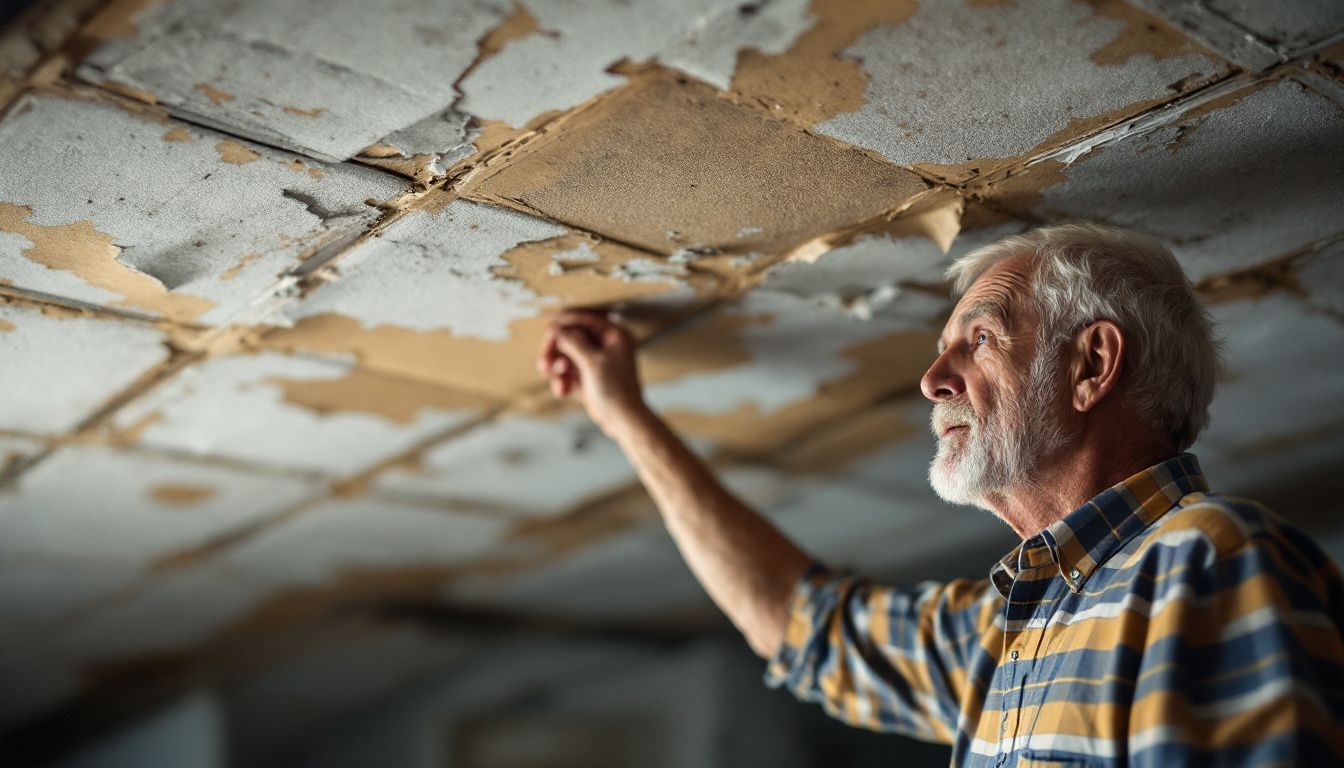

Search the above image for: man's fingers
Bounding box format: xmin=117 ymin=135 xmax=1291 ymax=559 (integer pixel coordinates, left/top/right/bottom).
xmin=537 ymin=325 xmax=561 ymax=376
xmin=551 ymin=309 xmax=613 ymax=336
xmin=554 ymin=326 xmax=598 ymax=361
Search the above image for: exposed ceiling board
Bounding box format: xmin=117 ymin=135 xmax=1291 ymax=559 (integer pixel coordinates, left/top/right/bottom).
xmin=988 ymin=77 xmax=1344 ymax=282
xmin=220 ymin=496 xmax=512 ymax=589
xmin=0 ymin=444 xmax=318 ymax=563
xmin=373 ymin=410 xmax=638 ymax=518
xmin=106 ymin=351 xmax=489 ymax=475
xmin=469 ymin=72 xmax=929 ymax=258
xmin=267 ymin=199 xmax=703 ymax=398
xmin=286 ymin=201 xmax=569 ymax=341
xmin=811 ymin=0 xmax=1228 ymax=170
xmin=75 ymin=0 xmax=513 ymax=161
xmin=457 ymin=0 xmax=814 ymax=127
xmin=0 ymin=91 xmax=405 ymax=326
xmin=0 ymin=302 xmax=169 ymax=434
xmin=639 ymin=289 xmax=939 ymax=452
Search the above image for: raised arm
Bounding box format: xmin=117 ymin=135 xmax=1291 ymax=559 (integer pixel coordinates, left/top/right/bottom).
xmin=537 ymin=310 xmax=810 ymax=658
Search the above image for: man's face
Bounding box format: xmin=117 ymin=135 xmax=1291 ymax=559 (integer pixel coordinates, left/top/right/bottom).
xmin=921 ymin=256 xmax=1072 ymax=508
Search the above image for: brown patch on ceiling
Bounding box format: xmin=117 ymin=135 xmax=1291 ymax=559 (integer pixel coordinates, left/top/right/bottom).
xmin=214 ymin=140 xmax=261 ymax=164
xmin=161 ymin=126 xmax=192 ymax=142
xmin=149 ymin=483 xmax=218 ymax=506
xmin=282 ymin=105 xmax=326 ymax=117
xmin=218 ymin=252 xmax=263 ymax=282
xmin=638 ymin=312 xmax=767 ymax=386
xmin=965 ymin=158 xmax=1072 ymax=220
xmin=69 ymin=0 xmax=167 ymax=59
xmin=660 ymin=328 xmax=937 ymax=454
xmin=1086 ymin=0 xmax=1211 ymax=66
xmin=260 ymin=313 xmax=544 ymax=400
xmin=475 ymin=2 xmax=541 ymax=60
xmin=1196 ymin=251 xmax=1308 ymax=305
xmin=492 ymin=233 xmax=707 ymax=306
xmin=193 ymin=82 xmax=234 ymax=105
xmin=268 ymin=366 xmax=490 ymax=424
xmin=730 ymin=0 xmax=918 ymax=128
xmin=0 ymin=319 xmax=15 ymax=332
xmin=0 ymin=202 xmax=215 ymax=322
xmin=96 ymin=78 xmax=157 ymax=105
xmin=466 ymin=70 xmax=927 ymax=257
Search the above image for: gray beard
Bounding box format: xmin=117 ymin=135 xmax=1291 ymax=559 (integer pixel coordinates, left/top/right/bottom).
xmin=927 ymin=346 xmax=1075 ymax=510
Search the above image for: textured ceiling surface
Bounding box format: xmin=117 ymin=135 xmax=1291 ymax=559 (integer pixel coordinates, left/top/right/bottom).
xmin=1 ymin=0 xmax=1342 ymax=759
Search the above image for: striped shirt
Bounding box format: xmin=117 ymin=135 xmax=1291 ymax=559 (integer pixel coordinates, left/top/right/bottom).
xmin=765 ymin=454 xmax=1344 ymax=766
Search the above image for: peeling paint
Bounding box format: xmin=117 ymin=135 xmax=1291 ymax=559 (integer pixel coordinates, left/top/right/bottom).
xmin=815 ymin=0 xmax=1225 ymax=167
xmin=108 ymin=352 xmax=487 ymax=475
xmin=458 ymin=0 xmax=814 ymax=128
xmin=469 ymin=71 xmax=927 ymax=258
xmin=267 ymin=200 xmax=699 ymax=398
xmin=0 ymin=301 xmax=169 ymax=434
xmin=149 ymin=483 xmax=218 ymax=506
xmin=77 ymin=0 xmax=515 ymax=161
xmin=1022 ymin=78 xmax=1344 ymax=280
xmin=0 ymin=202 xmax=214 ymax=323
xmin=641 ymin=290 xmax=939 ymax=452
xmin=0 ymin=91 xmax=405 ymax=325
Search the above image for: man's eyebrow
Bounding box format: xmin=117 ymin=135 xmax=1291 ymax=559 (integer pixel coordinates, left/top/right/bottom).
xmin=937 ymin=301 xmax=1009 ymax=354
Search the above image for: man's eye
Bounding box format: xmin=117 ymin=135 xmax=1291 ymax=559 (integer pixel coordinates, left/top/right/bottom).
xmin=975 ymin=331 xmax=988 ymax=346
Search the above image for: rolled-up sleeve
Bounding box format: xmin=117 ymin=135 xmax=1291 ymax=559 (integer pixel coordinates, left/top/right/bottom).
xmin=764 ymin=561 xmax=996 ymax=743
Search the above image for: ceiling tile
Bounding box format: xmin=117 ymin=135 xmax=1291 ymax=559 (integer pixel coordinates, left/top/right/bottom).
xmin=221 ymin=496 xmax=511 ymax=588
xmin=0 ymin=444 xmax=317 ymax=563
xmin=266 ymin=199 xmax=704 ymax=399
xmin=75 ymin=0 xmax=513 ymax=161
xmin=374 ymin=409 xmax=637 ymax=518
xmin=810 ymin=0 xmax=1229 ymax=170
xmin=0 ymin=301 xmax=168 ymax=434
xmin=107 ymin=351 xmax=488 ymax=475
xmin=987 ymin=77 xmax=1344 ymax=281
xmin=0 ymin=90 xmax=406 ymax=325
xmin=469 ymin=72 xmax=928 ymax=258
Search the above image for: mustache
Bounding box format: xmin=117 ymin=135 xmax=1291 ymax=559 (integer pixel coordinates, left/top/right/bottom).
xmin=931 ymin=399 xmax=977 ymax=437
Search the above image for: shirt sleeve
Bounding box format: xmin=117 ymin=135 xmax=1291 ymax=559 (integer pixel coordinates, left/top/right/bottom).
xmin=763 ymin=561 xmax=996 ymax=743
xmin=1127 ymin=527 xmax=1344 ymax=766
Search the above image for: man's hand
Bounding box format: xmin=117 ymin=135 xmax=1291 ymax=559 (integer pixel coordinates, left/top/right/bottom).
xmin=537 ymin=310 xmax=648 ymax=437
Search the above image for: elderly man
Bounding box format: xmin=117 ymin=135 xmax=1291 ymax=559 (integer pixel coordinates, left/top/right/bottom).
xmin=537 ymin=223 xmax=1344 ymax=766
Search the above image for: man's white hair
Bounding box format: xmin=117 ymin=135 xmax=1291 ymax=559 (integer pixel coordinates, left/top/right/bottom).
xmin=946 ymin=222 xmax=1221 ymax=451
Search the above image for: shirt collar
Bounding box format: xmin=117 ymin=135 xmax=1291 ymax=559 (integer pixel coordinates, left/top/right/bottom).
xmin=989 ymin=453 xmax=1209 ymax=597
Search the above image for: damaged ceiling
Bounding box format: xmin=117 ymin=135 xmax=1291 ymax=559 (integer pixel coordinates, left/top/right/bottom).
xmin=1 ymin=0 xmax=1342 ymax=762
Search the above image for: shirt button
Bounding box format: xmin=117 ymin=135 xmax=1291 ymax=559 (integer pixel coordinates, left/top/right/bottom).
xmin=1070 ymin=568 xmax=1081 ymax=579
xmin=1010 ymin=650 xmax=1019 ymax=661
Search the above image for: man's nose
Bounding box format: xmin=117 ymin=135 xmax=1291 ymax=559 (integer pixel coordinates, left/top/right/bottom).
xmin=920 ymin=351 xmax=965 ymax=403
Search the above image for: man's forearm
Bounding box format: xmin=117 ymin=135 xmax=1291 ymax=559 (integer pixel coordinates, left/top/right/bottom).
xmin=610 ymin=405 xmax=811 ymax=658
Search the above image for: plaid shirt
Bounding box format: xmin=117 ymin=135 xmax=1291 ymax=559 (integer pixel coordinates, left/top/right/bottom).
xmin=766 ymin=454 xmax=1344 ymax=766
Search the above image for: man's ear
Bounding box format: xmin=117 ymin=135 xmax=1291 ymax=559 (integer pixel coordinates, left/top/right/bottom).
xmin=1069 ymin=320 xmax=1125 ymax=413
